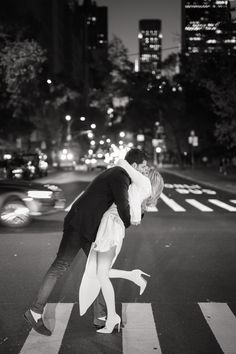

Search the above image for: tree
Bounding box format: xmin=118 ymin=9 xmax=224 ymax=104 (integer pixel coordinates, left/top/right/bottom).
xmin=206 ymin=75 xmax=236 ymax=149
xmin=0 ymin=24 xmax=80 ymax=152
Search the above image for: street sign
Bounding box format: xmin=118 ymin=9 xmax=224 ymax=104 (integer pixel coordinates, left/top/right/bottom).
xmin=152 ymin=138 xmax=159 ymax=147
xmin=192 ymin=136 xmax=198 ymax=147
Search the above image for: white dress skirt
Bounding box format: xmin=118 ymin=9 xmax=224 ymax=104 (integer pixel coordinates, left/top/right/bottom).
xmin=79 ymin=161 xmax=152 ymax=316
xmin=79 ymin=204 xmax=125 ymax=316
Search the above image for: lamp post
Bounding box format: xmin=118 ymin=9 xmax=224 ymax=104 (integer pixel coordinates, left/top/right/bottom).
xmin=188 ymin=130 xmax=198 ymax=168
xmin=65 ymin=115 xmax=72 ymax=142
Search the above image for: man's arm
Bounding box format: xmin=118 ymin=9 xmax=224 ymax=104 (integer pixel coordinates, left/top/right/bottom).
xmin=109 ymin=168 xmax=131 ymax=228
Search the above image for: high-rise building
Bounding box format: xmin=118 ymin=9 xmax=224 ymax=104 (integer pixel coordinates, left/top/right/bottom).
xmin=79 ymin=0 xmax=108 ymax=90
xmin=182 ymin=0 xmax=236 ymax=57
xmin=138 ymin=19 xmax=162 ymax=76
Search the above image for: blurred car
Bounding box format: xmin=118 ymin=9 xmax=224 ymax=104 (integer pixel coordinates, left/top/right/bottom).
xmin=0 ymin=180 xmax=65 ymax=228
xmin=21 ymin=153 xmax=49 ymax=177
xmin=85 ymin=153 xmax=108 ymax=171
xmin=2 ymin=152 xmax=48 ymax=180
xmin=58 ymin=149 xmax=76 ymax=170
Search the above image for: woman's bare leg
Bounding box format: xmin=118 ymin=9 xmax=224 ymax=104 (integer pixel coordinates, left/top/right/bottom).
xmin=109 ymin=269 xmax=134 ymax=282
xmin=109 ymin=268 xmax=150 ymax=295
xmin=97 ymin=247 xmax=117 ymax=320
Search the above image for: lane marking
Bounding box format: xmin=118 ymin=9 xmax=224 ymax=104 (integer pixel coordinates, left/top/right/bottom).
xmin=122 ymin=303 xmax=162 ymax=354
xmin=199 ymin=302 xmax=236 ymax=354
xmin=230 ymin=200 xmax=236 ymax=205
xmin=20 ymin=303 xmax=73 ymax=354
xmin=176 ymin=188 xmax=190 ymax=194
xmin=185 ymin=199 xmax=213 ymax=212
xmin=208 ymin=199 xmax=236 ymax=212
xmin=65 ymin=191 xmax=84 ymax=211
xmin=160 ymin=193 xmax=186 ymax=212
xmin=146 ymin=205 xmax=158 ymax=212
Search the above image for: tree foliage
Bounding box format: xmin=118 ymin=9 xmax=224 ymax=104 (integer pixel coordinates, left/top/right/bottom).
xmin=206 ymin=75 xmax=236 ymax=148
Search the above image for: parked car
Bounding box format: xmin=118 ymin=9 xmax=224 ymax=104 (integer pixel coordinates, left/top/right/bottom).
xmin=0 ymin=180 xmax=65 ymax=228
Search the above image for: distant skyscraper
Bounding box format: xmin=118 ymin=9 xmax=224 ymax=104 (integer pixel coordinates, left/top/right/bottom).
xmin=182 ymin=0 xmax=236 ymax=57
xmin=138 ymin=19 xmax=162 ymax=76
xmin=79 ymin=0 xmax=108 ymax=91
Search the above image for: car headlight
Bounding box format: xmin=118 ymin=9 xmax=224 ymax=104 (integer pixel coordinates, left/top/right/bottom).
xmin=12 ymin=168 xmax=23 ymax=173
xmin=27 ymin=190 xmax=53 ymax=199
xmin=67 ymin=153 xmax=74 ymax=160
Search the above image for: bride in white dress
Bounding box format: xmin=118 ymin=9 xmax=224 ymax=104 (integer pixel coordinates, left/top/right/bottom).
xmin=79 ymin=159 xmax=164 ymax=334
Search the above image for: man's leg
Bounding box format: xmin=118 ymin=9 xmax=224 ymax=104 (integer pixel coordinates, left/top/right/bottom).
xmin=82 ymin=240 xmax=106 ymax=326
xmin=30 ymin=257 xmax=73 ymax=314
xmin=25 ymin=230 xmax=80 ymax=335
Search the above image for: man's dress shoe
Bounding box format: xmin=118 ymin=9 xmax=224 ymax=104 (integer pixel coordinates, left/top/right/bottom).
xmin=24 ymin=309 xmax=52 ymax=336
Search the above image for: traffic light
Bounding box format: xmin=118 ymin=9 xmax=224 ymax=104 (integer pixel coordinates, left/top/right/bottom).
xmin=228 ymin=0 xmax=236 ymax=22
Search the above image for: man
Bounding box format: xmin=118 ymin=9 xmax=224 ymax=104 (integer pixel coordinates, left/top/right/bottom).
xmin=24 ymin=148 xmax=148 ymax=336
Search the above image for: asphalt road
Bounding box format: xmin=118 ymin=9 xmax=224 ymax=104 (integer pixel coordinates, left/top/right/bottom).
xmin=0 ymin=170 xmax=236 ymax=354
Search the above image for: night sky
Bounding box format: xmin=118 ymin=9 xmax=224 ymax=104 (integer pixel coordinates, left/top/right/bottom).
xmin=96 ymin=0 xmax=181 ymax=61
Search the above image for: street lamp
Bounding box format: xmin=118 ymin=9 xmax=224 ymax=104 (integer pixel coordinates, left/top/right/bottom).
xmin=80 ymin=116 xmax=86 ymax=121
xmin=65 ymin=115 xmax=72 ymax=142
xmin=91 ymin=123 xmax=96 ymax=129
xmin=188 ymin=130 xmax=198 ymax=168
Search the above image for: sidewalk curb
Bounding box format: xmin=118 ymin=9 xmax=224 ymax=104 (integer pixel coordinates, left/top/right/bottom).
xmin=161 ymin=168 xmax=236 ymax=195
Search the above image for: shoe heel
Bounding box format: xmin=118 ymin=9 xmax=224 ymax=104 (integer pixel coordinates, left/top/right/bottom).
xmin=142 ymin=271 xmax=151 ymax=277
xmin=117 ymin=320 xmax=121 ymax=332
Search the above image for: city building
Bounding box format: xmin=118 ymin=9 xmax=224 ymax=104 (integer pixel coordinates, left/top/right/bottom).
xmin=78 ymin=0 xmax=108 ymax=91
xmin=182 ymin=0 xmax=236 ymax=57
xmin=138 ymin=19 xmax=162 ymax=76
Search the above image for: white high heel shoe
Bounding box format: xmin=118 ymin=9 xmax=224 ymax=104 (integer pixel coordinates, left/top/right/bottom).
xmin=96 ymin=314 xmax=121 ymax=334
xmin=132 ymin=269 xmax=151 ymax=295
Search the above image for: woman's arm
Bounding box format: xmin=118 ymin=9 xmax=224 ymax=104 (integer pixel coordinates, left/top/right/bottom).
xmin=117 ymin=159 xmax=148 ymax=189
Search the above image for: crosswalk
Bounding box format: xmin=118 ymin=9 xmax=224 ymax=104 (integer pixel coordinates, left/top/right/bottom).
xmin=65 ymin=191 xmax=236 ymax=214
xmin=19 ymin=302 xmax=236 ymax=354
xmin=157 ymin=193 xmax=236 ymax=213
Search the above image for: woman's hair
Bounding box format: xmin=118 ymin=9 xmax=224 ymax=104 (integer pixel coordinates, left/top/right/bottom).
xmin=146 ymin=167 xmax=164 ymax=206
xmin=124 ymin=148 xmax=147 ymax=165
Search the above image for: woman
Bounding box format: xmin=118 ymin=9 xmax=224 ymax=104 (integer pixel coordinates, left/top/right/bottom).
xmin=79 ymin=160 xmax=164 ymax=334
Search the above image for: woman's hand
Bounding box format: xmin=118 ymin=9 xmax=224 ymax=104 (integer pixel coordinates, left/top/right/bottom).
xmin=131 ymin=221 xmax=140 ymax=226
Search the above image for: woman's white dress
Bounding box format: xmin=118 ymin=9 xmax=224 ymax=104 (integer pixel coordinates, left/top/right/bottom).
xmin=79 ymin=160 xmax=152 ymax=315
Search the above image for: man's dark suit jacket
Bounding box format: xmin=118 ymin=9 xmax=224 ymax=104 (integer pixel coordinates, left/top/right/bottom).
xmin=63 ymin=166 xmax=131 ymax=243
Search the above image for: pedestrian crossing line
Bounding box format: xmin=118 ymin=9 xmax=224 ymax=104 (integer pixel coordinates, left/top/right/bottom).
xmin=208 ymin=199 xmax=236 ymax=212
xmin=19 ymin=302 xmax=236 ymax=353
xmin=122 ymin=303 xmax=162 ymax=354
xmin=65 ymin=191 xmax=84 ymax=211
xmin=20 ymin=303 xmax=73 ymax=354
xmin=185 ymin=199 xmax=213 ymax=212
xmin=199 ymin=302 xmax=236 ymax=354
xmin=230 ymin=200 xmax=236 ymax=205
xmin=146 ymin=205 xmax=158 ymax=212
xmin=159 ymin=193 xmax=186 ymax=212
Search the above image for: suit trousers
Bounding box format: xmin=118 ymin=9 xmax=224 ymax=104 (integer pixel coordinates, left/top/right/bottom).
xmin=30 ymin=229 xmax=106 ymax=321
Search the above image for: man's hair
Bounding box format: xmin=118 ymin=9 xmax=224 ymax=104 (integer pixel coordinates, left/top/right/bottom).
xmin=124 ymin=148 xmax=147 ymax=165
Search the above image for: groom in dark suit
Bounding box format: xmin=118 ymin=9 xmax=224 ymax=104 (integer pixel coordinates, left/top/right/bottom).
xmin=24 ymin=148 xmax=148 ymax=336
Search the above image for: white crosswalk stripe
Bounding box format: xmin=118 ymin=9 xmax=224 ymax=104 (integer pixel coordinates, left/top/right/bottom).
xmin=185 ymin=199 xmax=213 ymax=212
xmin=230 ymin=200 xmax=236 ymax=205
xmin=19 ymin=302 xmax=236 ymax=354
xmin=159 ymin=193 xmax=186 ymax=212
xmin=199 ymin=302 xmax=236 ymax=354
xmin=122 ymin=303 xmax=162 ymax=354
xmin=20 ymin=303 xmax=73 ymax=354
xmin=208 ymin=199 xmax=236 ymax=211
